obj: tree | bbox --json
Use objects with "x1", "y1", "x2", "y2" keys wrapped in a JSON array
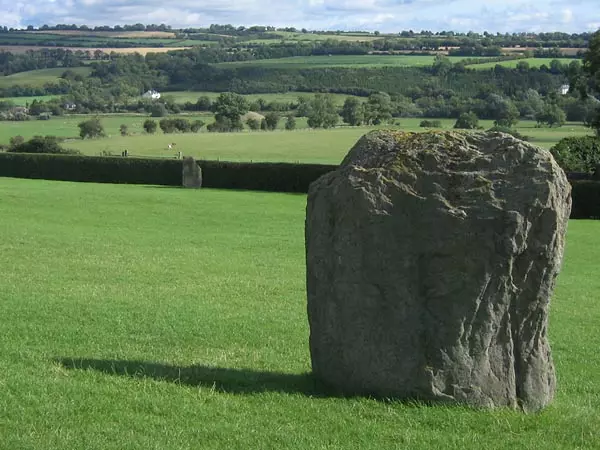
[
  {"x1": 536, "y1": 103, "x2": 566, "y2": 128},
  {"x1": 341, "y1": 97, "x2": 364, "y2": 126},
  {"x1": 285, "y1": 115, "x2": 296, "y2": 130},
  {"x1": 485, "y1": 94, "x2": 519, "y2": 127},
  {"x1": 159, "y1": 118, "x2": 176, "y2": 133},
  {"x1": 364, "y1": 92, "x2": 393, "y2": 125},
  {"x1": 172, "y1": 118, "x2": 191, "y2": 133},
  {"x1": 9, "y1": 135, "x2": 25, "y2": 149},
  {"x1": 78, "y1": 118, "x2": 105, "y2": 139},
  {"x1": 518, "y1": 89, "x2": 545, "y2": 120},
  {"x1": 195, "y1": 96, "x2": 212, "y2": 111},
  {"x1": 8, "y1": 135, "x2": 79, "y2": 154},
  {"x1": 212, "y1": 92, "x2": 249, "y2": 131},
  {"x1": 454, "y1": 112, "x2": 479, "y2": 129},
  {"x1": 264, "y1": 112, "x2": 280, "y2": 130},
  {"x1": 143, "y1": 119, "x2": 157, "y2": 134},
  {"x1": 246, "y1": 118, "x2": 260, "y2": 130},
  {"x1": 420, "y1": 120, "x2": 442, "y2": 128},
  {"x1": 550, "y1": 136, "x2": 600, "y2": 173},
  {"x1": 190, "y1": 120, "x2": 205, "y2": 132},
  {"x1": 119, "y1": 124, "x2": 128, "y2": 136},
  {"x1": 150, "y1": 102, "x2": 167, "y2": 117},
  {"x1": 307, "y1": 94, "x2": 339, "y2": 129},
  {"x1": 584, "y1": 29, "x2": 600, "y2": 134}
]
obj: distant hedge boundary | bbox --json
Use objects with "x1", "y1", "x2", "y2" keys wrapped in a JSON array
[
  {"x1": 0, "y1": 153, "x2": 182, "y2": 186},
  {"x1": 0, "y1": 152, "x2": 599, "y2": 218},
  {"x1": 198, "y1": 160, "x2": 336, "y2": 193}
]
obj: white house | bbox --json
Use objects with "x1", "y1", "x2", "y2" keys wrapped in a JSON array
[
  {"x1": 142, "y1": 89, "x2": 161, "y2": 100},
  {"x1": 560, "y1": 84, "x2": 570, "y2": 95}
]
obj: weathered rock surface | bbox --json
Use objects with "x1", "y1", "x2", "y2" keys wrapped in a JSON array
[
  {"x1": 306, "y1": 130, "x2": 572, "y2": 412},
  {"x1": 182, "y1": 157, "x2": 202, "y2": 188}
]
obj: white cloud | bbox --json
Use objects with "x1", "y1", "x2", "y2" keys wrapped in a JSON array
[
  {"x1": 562, "y1": 8, "x2": 574, "y2": 24},
  {"x1": 0, "y1": 0, "x2": 597, "y2": 32}
]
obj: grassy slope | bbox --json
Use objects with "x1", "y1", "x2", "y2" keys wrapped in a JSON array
[
  {"x1": 161, "y1": 91, "x2": 354, "y2": 105},
  {"x1": 467, "y1": 58, "x2": 580, "y2": 70},
  {"x1": 214, "y1": 55, "x2": 470, "y2": 69},
  {"x1": 0, "y1": 178, "x2": 598, "y2": 449},
  {"x1": 57, "y1": 119, "x2": 592, "y2": 163},
  {"x1": 1, "y1": 95, "x2": 58, "y2": 105},
  {"x1": 0, "y1": 67, "x2": 92, "y2": 88}
]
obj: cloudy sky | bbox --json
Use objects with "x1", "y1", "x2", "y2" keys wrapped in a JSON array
[{"x1": 2, "y1": 0, "x2": 599, "y2": 33}]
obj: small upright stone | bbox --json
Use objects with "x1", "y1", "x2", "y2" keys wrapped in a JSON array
[
  {"x1": 182, "y1": 157, "x2": 202, "y2": 188},
  {"x1": 305, "y1": 130, "x2": 572, "y2": 412}
]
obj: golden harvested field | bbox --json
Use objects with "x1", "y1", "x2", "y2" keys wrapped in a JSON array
[
  {"x1": 26, "y1": 30, "x2": 177, "y2": 38},
  {"x1": 0, "y1": 45, "x2": 192, "y2": 54}
]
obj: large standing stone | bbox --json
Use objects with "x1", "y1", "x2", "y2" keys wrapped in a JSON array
[
  {"x1": 182, "y1": 157, "x2": 202, "y2": 188},
  {"x1": 306, "y1": 130, "x2": 571, "y2": 412}
]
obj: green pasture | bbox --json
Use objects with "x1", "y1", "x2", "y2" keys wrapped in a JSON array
[
  {"x1": 1, "y1": 95, "x2": 58, "y2": 105},
  {"x1": 214, "y1": 55, "x2": 470, "y2": 69},
  {"x1": 0, "y1": 113, "x2": 213, "y2": 143},
  {"x1": 251, "y1": 31, "x2": 383, "y2": 43},
  {"x1": 57, "y1": 119, "x2": 591, "y2": 163},
  {"x1": 161, "y1": 91, "x2": 356, "y2": 106},
  {"x1": 0, "y1": 66, "x2": 92, "y2": 88},
  {"x1": 0, "y1": 113, "x2": 591, "y2": 163},
  {"x1": 0, "y1": 177, "x2": 598, "y2": 449},
  {"x1": 467, "y1": 57, "x2": 581, "y2": 70}
]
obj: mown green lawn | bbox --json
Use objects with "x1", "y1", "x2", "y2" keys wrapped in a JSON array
[{"x1": 0, "y1": 178, "x2": 598, "y2": 449}]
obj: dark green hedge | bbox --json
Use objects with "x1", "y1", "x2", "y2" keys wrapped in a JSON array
[
  {"x1": 1, "y1": 152, "x2": 599, "y2": 219},
  {"x1": 0, "y1": 153, "x2": 181, "y2": 186},
  {"x1": 570, "y1": 180, "x2": 600, "y2": 219},
  {"x1": 198, "y1": 160, "x2": 337, "y2": 193}
]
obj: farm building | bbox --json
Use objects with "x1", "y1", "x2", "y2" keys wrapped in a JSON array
[{"x1": 143, "y1": 89, "x2": 161, "y2": 100}]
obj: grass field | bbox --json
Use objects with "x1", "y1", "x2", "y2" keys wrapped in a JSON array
[
  {"x1": 0, "y1": 177, "x2": 598, "y2": 449},
  {"x1": 467, "y1": 58, "x2": 581, "y2": 70},
  {"x1": 0, "y1": 113, "x2": 214, "y2": 143},
  {"x1": 1, "y1": 95, "x2": 58, "y2": 105},
  {"x1": 215, "y1": 55, "x2": 471, "y2": 69},
  {"x1": 161, "y1": 91, "x2": 357, "y2": 106},
  {"x1": 0, "y1": 46, "x2": 193, "y2": 55},
  {"x1": 26, "y1": 30, "x2": 178, "y2": 38},
  {"x1": 54, "y1": 119, "x2": 591, "y2": 163},
  {"x1": 0, "y1": 114, "x2": 591, "y2": 162},
  {"x1": 0, "y1": 67, "x2": 92, "y2": 88}
]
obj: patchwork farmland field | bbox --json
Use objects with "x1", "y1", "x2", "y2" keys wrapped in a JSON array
[
  {"x1": 467, "y1": 57, "x2": 581, "y2": 70},
  {"x1": 214, "y1": 55, "x2": 473, "y2": 69},
  {"x1": 0, "y1": 67, "x2": 92, "y2": 88},
  {"x1": 0, "y1": 45, "x2": 194, "y2": 55},
  {"x1": 161, "y1": 91, "x2": 357, "y2": 106},
  {"x1": 0, "y1": 177, "x2": 598, "y2": 449}
]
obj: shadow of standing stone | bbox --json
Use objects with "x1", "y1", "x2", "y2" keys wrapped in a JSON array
[
  {"x1": 182, "y1": 157, "x2": 202, "y2": 188},
  {"x1": 305, "y1": 130, "x2": 572, "y2": 412}
]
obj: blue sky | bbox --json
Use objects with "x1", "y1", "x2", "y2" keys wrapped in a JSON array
[{"x1": 1, "y1": 0, "x2": 599, "y2": 33}]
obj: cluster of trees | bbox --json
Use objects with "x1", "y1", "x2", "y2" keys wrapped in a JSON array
[
  {"x1": 3, "y1": 135, "x2": 77, "y2": 154},
  {"x1": 0, "y1": 49, "x2": 85, "y2": 76},
  {"x1": 11, "y1": 23, "x2": 173, "y2": 32}
]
